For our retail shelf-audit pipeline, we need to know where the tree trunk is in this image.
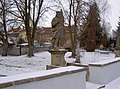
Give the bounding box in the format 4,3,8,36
1,0,9,56
28,46,34,57
28,40,34,57
2,41,8,56
71,0,77,59
69,0,76,58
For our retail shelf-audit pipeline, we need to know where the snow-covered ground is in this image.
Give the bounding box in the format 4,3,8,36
0,50,119,89
103,76,120,89
0,51,115,76
0,51,76,76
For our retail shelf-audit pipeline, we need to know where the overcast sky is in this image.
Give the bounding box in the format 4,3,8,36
108,0,120,30
42,0,120,30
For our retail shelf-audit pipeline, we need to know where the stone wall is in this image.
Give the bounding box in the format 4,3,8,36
0,46,49,56
0,66,87,89
89,58,120,84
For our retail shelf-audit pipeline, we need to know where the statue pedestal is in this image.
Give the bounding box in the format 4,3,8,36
48,49,67,66
115,50,120,57
115,47,120,57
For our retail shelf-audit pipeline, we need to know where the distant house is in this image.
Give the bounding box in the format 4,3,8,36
8,27,30,44
36,27,53,43
64,26,75,49
18,29,28,43
36,26,75,48
8,27,23,44
8,26,75,48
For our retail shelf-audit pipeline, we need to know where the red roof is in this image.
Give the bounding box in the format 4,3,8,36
8,27,24,33
37,26,75,35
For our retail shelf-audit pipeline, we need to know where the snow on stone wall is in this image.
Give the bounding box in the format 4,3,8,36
0,66,87,89
89,58,120,84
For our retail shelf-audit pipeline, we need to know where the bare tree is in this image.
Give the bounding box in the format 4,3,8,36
13,0,44,57
68,0,90,62
0,0,15,56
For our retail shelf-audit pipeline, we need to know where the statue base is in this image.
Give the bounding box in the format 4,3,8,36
115,50,120,57
48,49,67,66
115,47,120,57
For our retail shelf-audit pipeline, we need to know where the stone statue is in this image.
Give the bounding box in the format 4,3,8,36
51,9,65,49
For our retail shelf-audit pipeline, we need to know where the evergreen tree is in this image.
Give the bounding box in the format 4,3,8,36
80,2,102,52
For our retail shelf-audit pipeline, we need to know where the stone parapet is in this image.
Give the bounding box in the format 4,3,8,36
0,66,87,89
